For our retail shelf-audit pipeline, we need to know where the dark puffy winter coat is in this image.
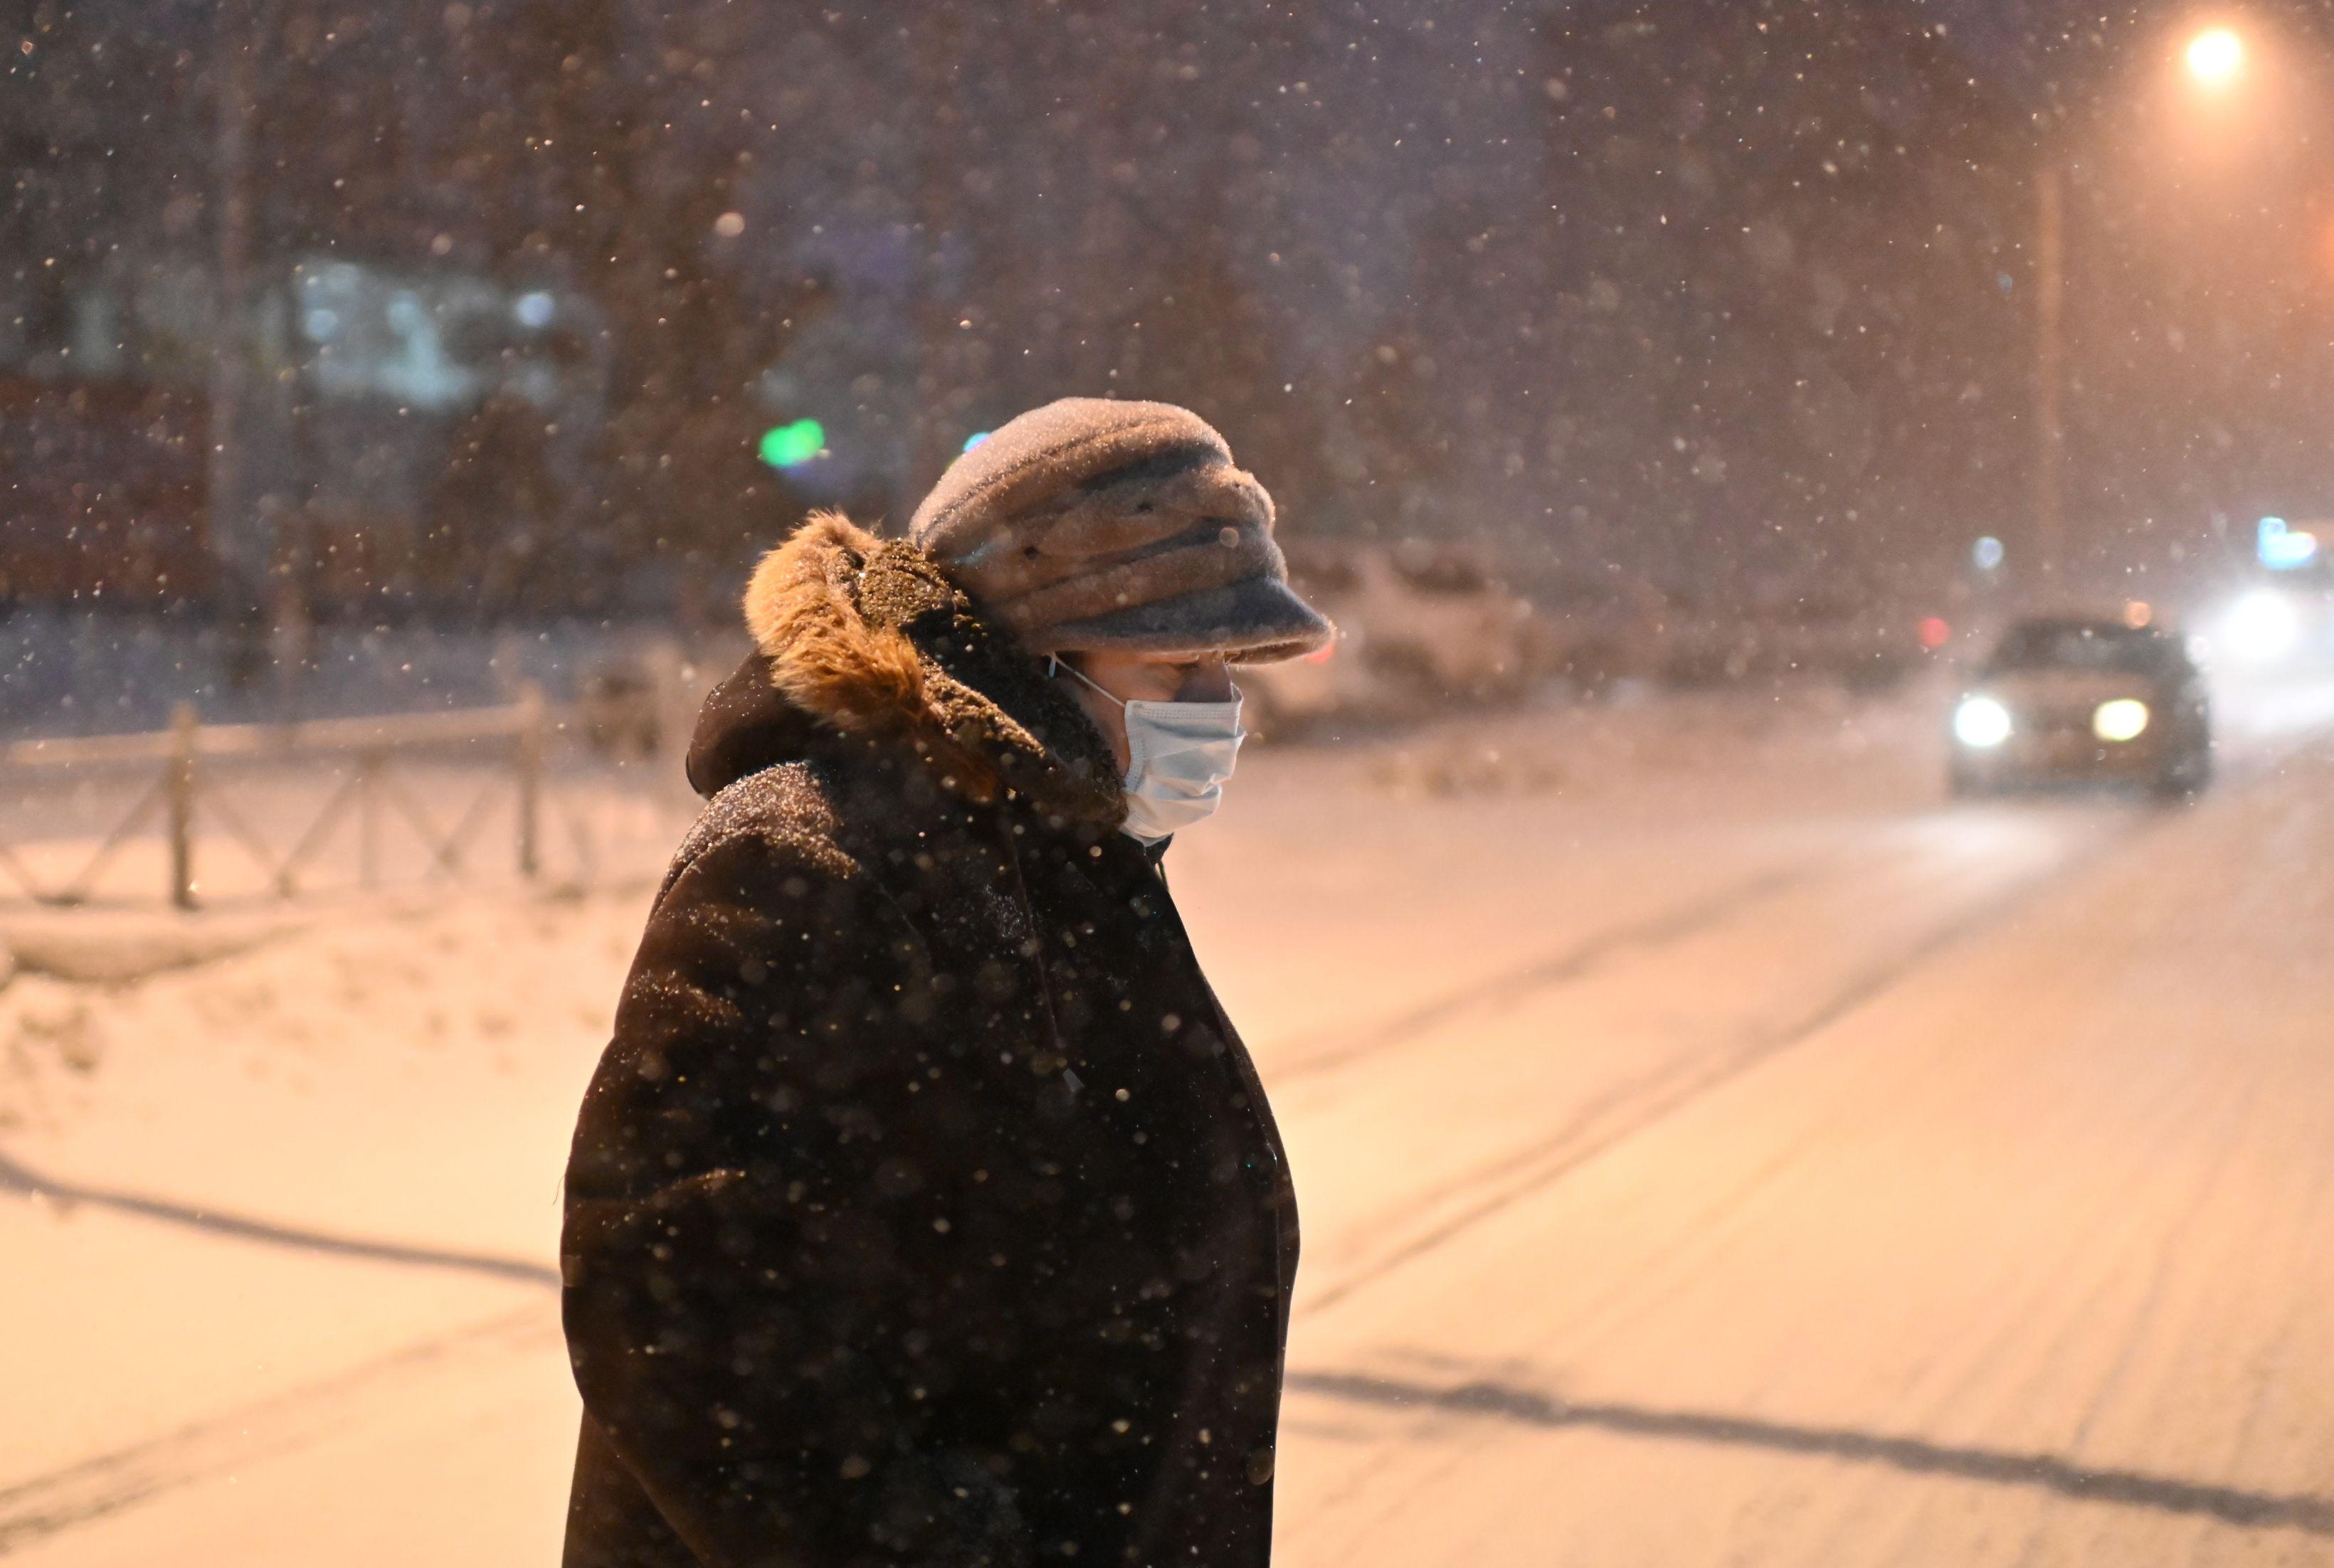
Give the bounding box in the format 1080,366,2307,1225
560,515,1299,1568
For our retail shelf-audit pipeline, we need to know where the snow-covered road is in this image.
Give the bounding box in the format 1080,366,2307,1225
6,676,2333,1564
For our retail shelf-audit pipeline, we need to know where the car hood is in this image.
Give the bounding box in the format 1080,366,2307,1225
1980,669,2160,709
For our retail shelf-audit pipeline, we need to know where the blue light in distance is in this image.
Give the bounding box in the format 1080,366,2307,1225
2259,517,2318,571
1972,535,2005,571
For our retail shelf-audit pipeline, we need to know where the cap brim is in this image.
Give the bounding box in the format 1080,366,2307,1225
1037,576,1334,664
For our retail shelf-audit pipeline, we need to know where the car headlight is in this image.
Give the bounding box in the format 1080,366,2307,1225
1954,696,2012,748
2093,698,2150,743
2222,588,2301,662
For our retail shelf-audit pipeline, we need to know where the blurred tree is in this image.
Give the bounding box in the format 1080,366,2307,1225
438,0,825,595
1120,201,1338,539
1336,189,1538,545
421,390,565,615
1342,316,1459,541
1010,4,1337,537
1535,0,2029,600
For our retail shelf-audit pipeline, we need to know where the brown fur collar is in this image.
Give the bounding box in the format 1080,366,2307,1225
741,512,1126,825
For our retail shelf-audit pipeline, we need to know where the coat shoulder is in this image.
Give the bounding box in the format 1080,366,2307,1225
656,757,860,907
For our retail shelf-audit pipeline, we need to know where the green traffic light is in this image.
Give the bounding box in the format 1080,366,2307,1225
759,418,825,468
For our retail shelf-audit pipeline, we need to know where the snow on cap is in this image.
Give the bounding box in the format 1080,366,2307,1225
907,397,1332,664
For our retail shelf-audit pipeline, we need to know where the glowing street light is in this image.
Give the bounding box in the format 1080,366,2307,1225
2186,26,2245,88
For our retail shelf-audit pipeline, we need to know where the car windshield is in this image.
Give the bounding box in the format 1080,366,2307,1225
1985,623,2180,677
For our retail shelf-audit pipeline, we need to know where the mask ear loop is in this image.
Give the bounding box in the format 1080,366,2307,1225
1047,654,1127,709
1050,654,1144,783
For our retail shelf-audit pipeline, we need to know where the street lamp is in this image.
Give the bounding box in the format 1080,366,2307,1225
2186,27,2246,88
2027,22,2256,596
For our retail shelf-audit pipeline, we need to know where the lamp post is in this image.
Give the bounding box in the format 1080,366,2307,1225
2032,166,2066,593
2027,24,2249,593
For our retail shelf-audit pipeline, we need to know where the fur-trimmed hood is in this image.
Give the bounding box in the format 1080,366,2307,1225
685,512,1126,825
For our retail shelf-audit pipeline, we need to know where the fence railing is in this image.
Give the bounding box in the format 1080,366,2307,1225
0,684,667,909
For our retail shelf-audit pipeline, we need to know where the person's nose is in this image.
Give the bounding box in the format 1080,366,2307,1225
1179,659,1235,702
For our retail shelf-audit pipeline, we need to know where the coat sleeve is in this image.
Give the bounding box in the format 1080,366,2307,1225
561,826,1033,1568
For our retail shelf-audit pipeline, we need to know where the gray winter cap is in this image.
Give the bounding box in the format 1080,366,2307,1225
907,397,1333,663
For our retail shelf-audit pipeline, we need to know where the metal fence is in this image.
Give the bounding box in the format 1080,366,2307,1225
0,677,698,909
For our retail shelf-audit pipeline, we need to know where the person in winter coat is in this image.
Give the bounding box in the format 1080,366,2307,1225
560,398,1334,1568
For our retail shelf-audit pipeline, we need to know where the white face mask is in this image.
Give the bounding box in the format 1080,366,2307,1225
1051,657,1247,844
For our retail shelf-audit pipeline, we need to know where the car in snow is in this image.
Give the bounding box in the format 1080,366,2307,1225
1948,616,2212,800
1237,539,1539,735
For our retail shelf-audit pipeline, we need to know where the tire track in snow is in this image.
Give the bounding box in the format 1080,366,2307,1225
1271,860,1823,1081
1814,1034,2274,1568
0,1146,561,1290
0,1308,555,1556
1297,807,2158,1318
1284,1369,2334,1537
